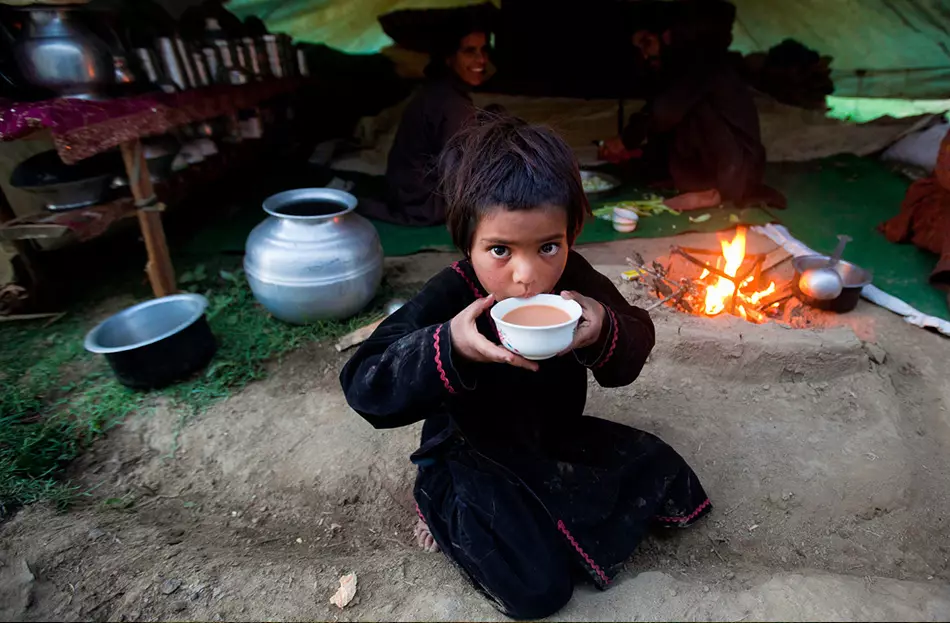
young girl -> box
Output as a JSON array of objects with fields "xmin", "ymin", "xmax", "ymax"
[{"xmin": 340, "ymin": 116, "xmax": 710, "ymax": 619}]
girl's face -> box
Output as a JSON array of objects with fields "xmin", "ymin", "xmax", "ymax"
[
  {"xmin": 469, "ymin": 206, "xmax": 569, "ymax": 300},
  {"xmin": 448, "ymin": 32, "xmax": 488, "ymax": 87}
]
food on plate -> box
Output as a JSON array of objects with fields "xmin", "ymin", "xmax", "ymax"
[{"xmin": 582, "ymin": 173, "xmax": 614, "ymax": 193}]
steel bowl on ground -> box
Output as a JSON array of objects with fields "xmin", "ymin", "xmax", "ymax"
[
  {"xmin": 243, "ymin": 188, "xmax": 383, "ymax": 324},
  {"xmin": 580, "ymin": 170, "xmax": 621, "ymax": 196},
  {"xmin": 792, "ymin": 255, "xmax": 872, "ymax": 313},
  {"xmin": 84, "ymin": 294, "xmax": 216, "ymax": 389}
]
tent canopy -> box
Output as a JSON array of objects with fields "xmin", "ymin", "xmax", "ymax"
[{"xmin": 227, "ymin": 0, "xmax": 950, "ymax": 99}]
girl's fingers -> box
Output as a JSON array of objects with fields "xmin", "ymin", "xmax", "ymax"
[
  {"xmin": 561, "ymin": 290, "xmax": 594, "ymax": 315},
  {"xmin": 462, "ymin": 293, "xmax": 495, "ymax": 321},
  {"xmin": 506, "ymin": 353, "xmax": 540, "ymax": 372},
  {"xmin": 474, "ymin": 336, "xmax": 539, "ymax": 372}
]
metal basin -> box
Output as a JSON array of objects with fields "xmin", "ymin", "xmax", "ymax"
[
  {"xmin": 11, "ymin": 149, "xmax": 123, "ymax": 211},
  {"xmin": 84, "ymin": 294, "xmax": 216, "ymax": 389}
]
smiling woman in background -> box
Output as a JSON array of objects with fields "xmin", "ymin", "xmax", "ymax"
[{"xmin": 358, "ymin": 19, "xmax": 491, "ymax": 226}]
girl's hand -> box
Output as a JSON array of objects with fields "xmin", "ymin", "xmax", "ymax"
[
  {"xmin": 450, "ymin": 294, "xmax": 539, "ymax": 372},
  {"xmin": 560, "ymin": 291, "xmax": 606, "ymax": 352}
]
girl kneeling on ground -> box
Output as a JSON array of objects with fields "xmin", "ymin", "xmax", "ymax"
[{"xmin": 340, "ymin": 115, "xmax": 711, "ymax": 619}]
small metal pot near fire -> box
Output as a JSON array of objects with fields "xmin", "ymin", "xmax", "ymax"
[{"xmin": 244, "ymin": 189, "xmax": 384, "ymax": 324}]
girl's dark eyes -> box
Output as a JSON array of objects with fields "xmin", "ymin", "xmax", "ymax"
[
  {"xmin": 489, "ymin": 246, "xmax": 510, "ymax": 259},
  {"xmin": 540, "ymin": 243, "xmax": 561, "ymax": 256}
]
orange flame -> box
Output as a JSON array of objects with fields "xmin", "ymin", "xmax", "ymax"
[{"xmin": 701, "ymin": 227, "xmax": 776, "ymax": 321}]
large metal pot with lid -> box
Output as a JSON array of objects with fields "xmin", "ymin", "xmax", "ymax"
[{"xmin": 244, "ymin": 189, "xmax": 383, "ymax": 324}]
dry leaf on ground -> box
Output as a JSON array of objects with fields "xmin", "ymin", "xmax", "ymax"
[{"xmin": 329, "ymin": 572, "xmax": 358, "ymax": 609}]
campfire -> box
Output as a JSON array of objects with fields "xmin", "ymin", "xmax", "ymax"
[{"xmin": 629, "ymin": 227, "xmax": 795, "ymax": 324}]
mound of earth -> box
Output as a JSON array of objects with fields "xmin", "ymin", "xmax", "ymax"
[{"xmin": 2, "ymin": 242, "xmax": 949, "ymax": 622}]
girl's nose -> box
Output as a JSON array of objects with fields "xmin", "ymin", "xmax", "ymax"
[{"xmin": 511, "ymin": 258, "xmax": 537, "ymax": 291}]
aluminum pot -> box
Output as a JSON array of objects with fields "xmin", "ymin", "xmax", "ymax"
[
  {"xmin": 792, "ymin": 255, "xmax": 872, "ymax": 313},
  {"xmin": 13, "ymin": 8, "xmax": 114, "ymax": 98},
  {"xmin": 244, "ymin": 188, "xmax": 383, "ymax": 324},
  {"xmin": 84, "ymin": 294, "xmax": 216, "ymax": 389}
]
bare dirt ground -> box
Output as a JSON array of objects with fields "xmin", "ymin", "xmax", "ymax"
[{"xmin": 2, "ymin": 233, "xmax": 950, "ymax": 622}]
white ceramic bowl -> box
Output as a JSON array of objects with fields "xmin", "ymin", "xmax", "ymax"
[
  {"xmin": 613, "ymin": 207, "xmax": 639, "ymax": 233},
  {"xmin": 613, "ymin": 206, "xmax": 640, "ymax": 221},
  {"xmin": 490, "ymin": 293, "xmax": 583, "ymax": 360}
]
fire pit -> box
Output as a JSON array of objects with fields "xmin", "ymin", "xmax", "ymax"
[{"xmin": 629, "ymin": 227, "xmax": 799, "ymax": 324}]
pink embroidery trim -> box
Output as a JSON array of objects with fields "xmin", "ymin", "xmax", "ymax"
[
  {"xmin": 656, "ymin": 498, "xmax": 711, "ymax": 523},
  {"xmin": 557, "ymin": 520, "xmax": 611, "ymax": 585},
  {"xmin": 593, "ymin": 307, "xmax": 619, "ymax": 370},
  {"xmin": 433, "ymin": 325, "xmax": 456, "ymax": 394},
  {"xmin": 452, "ymin": 261, "xmax": 483, "ymax": 299}
]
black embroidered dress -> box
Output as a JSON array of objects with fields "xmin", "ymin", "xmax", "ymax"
[{"xmin": 340, "ymin": 252, "xmax": 710, "ymax": 619}]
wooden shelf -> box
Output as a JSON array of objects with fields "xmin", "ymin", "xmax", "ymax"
[{"xmin": 0, "ymin": 79, "xmax": 307, "ymax": 298}]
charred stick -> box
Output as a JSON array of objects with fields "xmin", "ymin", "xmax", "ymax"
[
  {"xmin": 671, "ymin": 248, "xmax": 736, "ymax": 283},
  {"xmin": 645, "ymin": 283, "xmax": 689, "ymax": 311}
]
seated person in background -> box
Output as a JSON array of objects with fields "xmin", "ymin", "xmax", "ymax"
[
  {"xmin": 881, "ymin": 127, "xmax": 950, "ymax": 311},
  {"xmin": 601, "ymin": 25, "xmax": 785, "ymax": 212},
  {"xmin": 358, "ymin": 20, "xmax": 490, "ymax": 226}
]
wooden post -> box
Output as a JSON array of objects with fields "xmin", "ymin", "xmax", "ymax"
[{"xmin": 120, "ymin": 139, "xmax": 176, "ymax": 297}]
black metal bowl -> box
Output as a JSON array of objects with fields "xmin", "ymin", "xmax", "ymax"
[{"xmin": 84, "ymin": 294, "xmax": 216, "ymax": 389}]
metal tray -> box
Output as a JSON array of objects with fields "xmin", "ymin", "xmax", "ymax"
[{"xmin": 580, "ymin": 170, "xmax": 621, "ymax": 196}]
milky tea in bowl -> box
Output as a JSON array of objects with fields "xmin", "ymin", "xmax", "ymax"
[{"xmin": 490, "ymin": 294, "xmax": 583, "ymax": 360}]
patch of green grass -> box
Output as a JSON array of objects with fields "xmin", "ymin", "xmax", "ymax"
[{"xmin": 0, "ymin": 258, "xmax": 401, "ymax": 517}]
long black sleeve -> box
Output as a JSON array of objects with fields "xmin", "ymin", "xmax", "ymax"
[
  {"xmin": 566, "ymin": 255, "xmax": 656, "ymax": 387},
  {"xmin": 339, "ymin": 267, "xmax": 475, "ymax": 429}
]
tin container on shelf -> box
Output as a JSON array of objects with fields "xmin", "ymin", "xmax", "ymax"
[
  {"xmin": 157, "ymin": 37, "xmax": 187, "ymax": 90},
  {"xmin": 201, "ymin": 47, "xmax": 220, "ymax": 83},
  {"xmin": 234, "ymin": 43, "xmax": 248, "ymax": 72},
  {"xmin": 278, "ymin": 34, "xmax": 295, "ymax": 77},
  {"xmin": 241, "ymin": 37, "xmax": 263, "ymax": 78},
  {"xmin": 213, "ymin": 39, "xmax": 249, "ymax": 85},
  {"xmin": 191, "ymin": 52, "xmax": 210, "ymax": 86},
  {"xmin": 174, "ymin": 37, "xmax": 198, "ymax": 88},
  {"xmin": 134, "ymin": 47, "xmax": 161, "ymax": 83},
  {"xmin": 297, "ymin": 47, "xmax": 309, "ymax": 76},
  {"xmin": 12, "ymin": 7, "xmax": 114, "ymax": 98},
  {"xmin": 262, "ymin": 34, "xmax": 283, "ymax": 77}
]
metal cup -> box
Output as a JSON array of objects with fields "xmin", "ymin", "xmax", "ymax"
[
  {"xmin": 134, "ymin": 47, "xmax": 160, "ymax": 83},
  {"xmin": 202, "ymin": 47, "xmax": 220, "ymax": 84},
  {"xmin": 192, "ymin": 51, "xmax": 210, "ymax": 86},
  {"xmin": 262, "ymin": 34, "xmax": 282, "ymax": 78},
  {"xmin": 157, "ymin": 37, "xmax": 186, "ymax": 90},
  {"xmin": 242, "ymin": 37, "xmax": 262, "ymax": 79},
  {"xmin": 214, "ymin": 39, "xmax": 235, "ymax": 69},
  {"xmin": 174, "ymin": 37, "xmax": 198, "ymax": 88}
]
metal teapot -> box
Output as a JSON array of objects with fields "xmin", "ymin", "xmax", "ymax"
[{"xmin": 11, "ymin": 7, "xmax": 114, "ymax": 98}]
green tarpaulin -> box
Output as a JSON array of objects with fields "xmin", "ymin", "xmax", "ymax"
[{"xmin": 225, "ymin": 0, "xmax": 950, "ymax": 99}]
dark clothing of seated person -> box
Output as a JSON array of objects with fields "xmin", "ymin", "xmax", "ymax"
[
  {"xmin": 881, "ymin": 127, "xmax": 950, "ymax": 311},
  {"xmin": 357, "ymin": 30, "xmax": 488, "ymax": 226},
  {"xmin": 342, "ymin": 117, "xmax": 710, "ymax": 620},
  {"xmin": 602, "ymin": 30, "xmax": 785, "ymax": 211}
]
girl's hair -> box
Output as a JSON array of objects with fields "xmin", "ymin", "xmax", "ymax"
[{"xmin": 439, "ymin": 114, "xmax": 590, "ymax": 254}]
